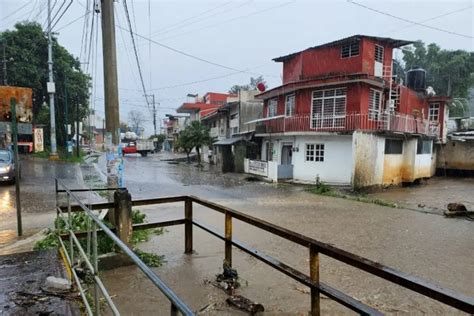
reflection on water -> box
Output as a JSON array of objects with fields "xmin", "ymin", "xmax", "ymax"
[
  {"xmin": 0, "ymin": 190, "xmax": 12, "ymax": 214},
  {"xmin": 0, "ymin": 229, "xmax": 16, "ymax": 246}
]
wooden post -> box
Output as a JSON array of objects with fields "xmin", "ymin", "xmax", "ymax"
[
  {"xmin": 225, "ymin": 212, "xmax": 232, "ymax": 266},
  {"xmin": 184, "ymin": 198, "xmax": 193, "ymax": 254},
  {"xmin": 113, "ymin": 189, "xmax": 132, "ymax": 246},
  {"xmin": 310, "ymin": 245, "xmax": 320, "ymax": 316}
]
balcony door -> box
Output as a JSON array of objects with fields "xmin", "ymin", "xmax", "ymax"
[
  {"xmin": 311, "ymin": 88, "xmax": 347, "ymax": 129},
  {"xmin": 374, "ymin": 45, "xmax": 384, "ymax": 77}
]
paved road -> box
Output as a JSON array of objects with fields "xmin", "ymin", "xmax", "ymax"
[
  {"xmin": 99, "ymin": 152, "xmax": 474, "ymax": 315},
  {"xmin": 0, "ymin": 157, "xmax": 92, "ymax": 253}
]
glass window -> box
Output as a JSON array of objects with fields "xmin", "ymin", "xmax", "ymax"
[
  {"xmin": 384, "ymin": 139, "xmax": 403, "ymax": 154},
  {"xmin": 305, "ymin": 144, "xmax": 324, "ymax": 162},
  {"xmin": 429, "ymin": 103, "xmax": 440, "ymax": 121},
  {"xmin": 375, "ymin": 45, "xmax": 384, "ymax": 63},
  {"xmin": 285, "ymin": 94, "xmax": 295, "ymax": 116},
  {"xmin": 0, "ymin": 151, "xmax": 11, "ymax": 162},
  {"xmin": 369, "ymin": 89, "xmax": 382, "ymax": 120},
  {"xmin": 341, "ymin": 42, "xmax": 360, "ymax": 58},
  {"xmin": 311, "ymin": 88, "xmax": 346, "ymax": 128},
  {"xmin": 267, "ymin": 98, "xmax": 278, "ymax": 117},
  {"xmin": 417, "ymin": 139, "xmax": 432, "ymax": 154}
]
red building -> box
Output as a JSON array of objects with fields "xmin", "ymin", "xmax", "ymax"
[
  {"xmin": 176, "ymin": 92, "xmax": 235, "ymax": 121},
  {"xmin": 245, "ymin": 35, "xmax": 451, "ymax": 188}
]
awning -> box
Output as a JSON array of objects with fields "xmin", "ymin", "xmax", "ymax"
[{"xmin": 213, "ymin": 136, "xmax": 244, "ymax": 146}]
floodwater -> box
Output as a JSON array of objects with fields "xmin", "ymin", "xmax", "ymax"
[{"xmin": 96, "ymin": 153, "xmax": 473, "ymax": 315}]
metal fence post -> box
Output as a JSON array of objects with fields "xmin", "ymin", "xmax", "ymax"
[
  {"xmin": 67, "ymin": 193, "xmax": 73, "ymax": 263},
  {"xmin": 92, "ymin": 221, "xmax": 100, "ymax": 315},
  {"xmin": 184, "ymin": 198, "xmax": 193, "ymax": 254},
  {"xmin": 310, "ymin": 245, "xmax": 320, "ymax": 316},
  {"xmin": 225, "ymin": 212, "xmax": 232, "ymax": 266},
  {"xmin": 170, "ymin": 303, "xmax": 178, "ymax": 316},
  {"xmin": 113, "ymin": 189, "xmax": 132, "ymax": 246}
]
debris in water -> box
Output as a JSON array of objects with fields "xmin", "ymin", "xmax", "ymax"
[
  {"xmin": 226, "ymin": 295, "xmax": 264, "ymax": 314},
  {"xmin": 293, "ymin": 285, "xmax": 310, "ymax": 294},
  {"xmin": 44, "ymin": 276, "xmax": 71, "ymax": 291},
  {"xmin": 444, "ymin": 203, "xmax": 473, "ymax": 218},
  {"xmin": 215, "ymin": 261, "xmax": 240, "ymax": 295}
]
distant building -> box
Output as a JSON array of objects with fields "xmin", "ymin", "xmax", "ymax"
[
  {"xmin": 162, "ymin": 114, "xmax": 189, "ymax": 152},
  {"xmin": 200, "ymin": 90, "xmax": 263, "ymax": 172},
  {"xmin": 244, "ymin": 35, "xmax": 451, "ymax": 188},
  {"xmin": 176, "ymin": 92, "xmax": 233, "ymax": 121}
]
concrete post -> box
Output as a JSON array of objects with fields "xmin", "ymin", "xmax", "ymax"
[{"xmin": 113, "ymin": 189, "xmax": 132, "ymax": 246}]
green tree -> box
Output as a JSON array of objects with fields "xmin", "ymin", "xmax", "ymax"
[
  {"xmin": 229, "ymin": 76, "xmax": 267, "ymax": 94},
  {"xmin": 1, "ymin": 22, "xmax": 91, "ymax": 148},
  {"xmin": 402, "ymin": 41, "xmax": 474, "ymax": 116},
  {"xmin": 176, "ymin": 128, "xmax": 194, "ymax": 163},
  {"xmin": 176, "ymin": 121, "xmax": 212, "ymax": 165}
]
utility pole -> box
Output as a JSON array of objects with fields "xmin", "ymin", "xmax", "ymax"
[
  {"xmin": 47, "ymin": 0, "xmax": 58, "ymax": 158},
  {"xmin": 101, "ymin": 0, "xmax": 120, "ymax": 145},
  {"xmin": 2, "ymin": 40, "xmax": 7, "ymax": 86},
  {"xmin": 10, "ymin": 98, "xmax": 22, "ymax": 236},
  {"xmin": 145, "ymin": 94, "xmax": 157, "ymax": 135},
  {"xmin": 76, "ymin": 100, "xmax": 80, "ymax": 158}
]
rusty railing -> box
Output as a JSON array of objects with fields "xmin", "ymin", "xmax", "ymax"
[{"xmin": 58, "ymin": 190, "xmax": 474, "ymax": 315}]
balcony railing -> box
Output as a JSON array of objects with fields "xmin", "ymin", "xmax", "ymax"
[{"xmin": 255, "ymin": 113, "xmax": 438, "ymax": 136}]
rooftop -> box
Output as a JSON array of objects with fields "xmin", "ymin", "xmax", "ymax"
[{"xmin": 273, "ymin": 35, "xmax": 414, "ymax": 62}]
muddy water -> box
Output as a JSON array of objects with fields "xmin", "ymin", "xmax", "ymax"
[{"xmin": 98, "ymin": 154, "xmax": 473, "ymax": 315}]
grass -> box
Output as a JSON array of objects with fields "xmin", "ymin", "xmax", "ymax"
[
  {"xmin": 32, "ymin": 147, "xmax": 86, "ymax": 163},
  {"xmin": 34, "ymin": 209, "xmax": 165, "ymax": 267},
  {"xmin": 307, "ymin": 182, "xmax": 398, "ymax": 208}
]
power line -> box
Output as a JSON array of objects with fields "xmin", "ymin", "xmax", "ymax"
[
  {"xmin": 151, "ymin": 1, "xmax": 233, "ymax": 36},
  {"xmin": 157, "ymin": 1, "xmax": 294, "ymax": 42},
  {"xmin": 51, "ymin": 0, "xmax": 74, "ymax": 30},
  {"xmin": 381, "ymin": 5, "xmax": 473, "ymax": 36},
  {"xmin": 55, "ymin": 12, "xmax": 89, "ymax": 31},
  {"xmin": 122, "ymin": 0, "xmax": 151, "ymax": 109},
  {"xmin": 115, "ymin": 23, "xmax": 277, "ymax": 78},
  {"xmin": 348, "ymin": 0, "xmax": 473, "ymax": 39},
  {"xmin": 1, "ymin": 1, "xmax": 31, "ymax": 21}
]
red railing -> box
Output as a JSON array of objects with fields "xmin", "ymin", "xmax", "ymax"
[{"xmin": 256, "ymin": 113, "xmax": 438, "ymax": 136}]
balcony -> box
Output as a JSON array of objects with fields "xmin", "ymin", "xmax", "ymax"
[{"xmin": 254, "ymin": 112, "xmax": 438, "ymax": 137}]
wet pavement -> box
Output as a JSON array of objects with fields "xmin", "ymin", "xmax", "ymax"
[
  {"xmin": 0, "ymin": 156, "xmax": 98, "ymax": 254},
  {"xmin": 96, "ymin": 152, "xmax": 474, "ymax": 315}
]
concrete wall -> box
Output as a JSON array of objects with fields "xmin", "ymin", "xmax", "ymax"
[
  {"xmin": 352, "ymin": 132, "xmax": 385, "ymax": 188},
  {"xmin": 437, "ymin": 139, "xmax": 474, "ymax": 171}
]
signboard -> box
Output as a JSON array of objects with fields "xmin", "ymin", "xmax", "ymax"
[
  {"xmin": 249, "ymin": 160, "xmax": 268, "ymax": 177},
  {"xmin": 34, "ymin": 128, "xmax": 44, "ymax": 152}
]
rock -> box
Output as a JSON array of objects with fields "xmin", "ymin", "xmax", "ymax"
[
  {"xmin": 226, "ymin": 295, "xmax": 264, "ymax": 314},
  {"xmin": 447, "ymin": 203, "xmax": 468, "ymax": 213},
  {"xmin": 44, "ymin": 276, "xmax": 71, "ymax": 291}
]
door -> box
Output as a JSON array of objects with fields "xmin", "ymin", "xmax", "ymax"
[
  {"xmin": 374, "ymin": 44, "xmax": 384, "ymax": 77},
  {"xmin": 281, "ymin": 145, "xmax": 293, "ymax": 165}
]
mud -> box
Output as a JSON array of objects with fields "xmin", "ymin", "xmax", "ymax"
[{"xmin": 97, "ymin": 153, "xmax": 473, "ymax": 315}]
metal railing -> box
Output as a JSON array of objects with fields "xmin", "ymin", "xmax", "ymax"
[
  {"xmin": 255, "ymin": 112, "xmax": 439, "ymax": 137},
  {"xmin": 58, "ymin": 192, "xmax": 474, "ymax": 315},
  {"xmin": 55, "ymin": 179, "xmax": 194, "ymax": 316}
]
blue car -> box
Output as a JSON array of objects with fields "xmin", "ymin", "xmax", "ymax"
[{"xmin": 0, "ymin": 149, "xmax": 18, "ymax": 183}]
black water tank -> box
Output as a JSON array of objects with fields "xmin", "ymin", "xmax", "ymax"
[{"xmin": 406, "ymin": 68, "xmax": 426, "ymax": 92}]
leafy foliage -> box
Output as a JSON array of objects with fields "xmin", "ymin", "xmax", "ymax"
[
  {"xmin": 399, "ymin": 41, "xmax": 474, "ymax": 116},
  {"xmin": 1, "ymin": 22, "xmax": 91, "ymax": 148},
  {"xmin": 229, "ymin": 76, "xmax": 267, "ymax": 94},
  {"xmin": 34, "ymin": 209, "xmax": 164, "ymax": 267},
  {"xmin": 176, "ymin": 121, "xmax": 213, "ymax": 164}
]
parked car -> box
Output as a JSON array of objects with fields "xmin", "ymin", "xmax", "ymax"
[{"xmin": 0, "ymin": 149, "xmax": 18, "ymax": 184}]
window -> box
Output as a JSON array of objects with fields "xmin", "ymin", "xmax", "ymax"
[
  {"xmin": 267, "ymin": 98, "xmax": 278, "ymax": 117},
  {"xmin": 305, "ymin": 144, "xmax": 325, "ymax": 162},
  {"xmin": 417, "ymin": 139, "xmax": 432, "ymax": 155},
  {"xmin": 285, "ymin": 94, "xmax": 295, "ymax": 116},
  {"xmin": 375, "ymin": 45, "xmax": 384, "ymax": 63},
  {"xmin": 311, "ymin": 88, "xmax": 346, "ymax": 128},
  {"xmin": 341, "ymin": 42, "xmax": 360, "ymax": 58},
  {"xmin": 429, "ymin": 103, "xmax": 440, "ymax": 121},
  {"xmin": 369, "ymin": 89, "xmax": 382, "ymax": 120},
  {"xmin": 384, "ymin": 139, "xmax": 403, "ymax": 154},
  {"xmin": 266, "ymin": 142, "xmax": 273, "ymax": 161}
]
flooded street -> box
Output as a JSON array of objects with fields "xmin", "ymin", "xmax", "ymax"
[{"xmin": 99, "ymin": 153, "xmax": 474, "ymax": 315}]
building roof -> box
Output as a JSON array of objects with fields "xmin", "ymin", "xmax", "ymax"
[
  {"xmin": 176, "ymin": 102, "xmax": 219, "ymax": 113},
  {"xmin": 273, "ymin": 35, "xmax": 414, "ymax": 62}
]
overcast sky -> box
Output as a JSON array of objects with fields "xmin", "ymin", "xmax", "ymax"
[{"xmin": 1, "ymin": 0, "xmax": 473, "ymax": 135}]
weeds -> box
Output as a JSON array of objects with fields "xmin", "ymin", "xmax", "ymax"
[
  {"xmin": 308, "ymin": 182, "xmax": 398, "ymax": 208},
  {"xmin": 34, "ymin": 209, "xmax": 165, "ymax": 267}
]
